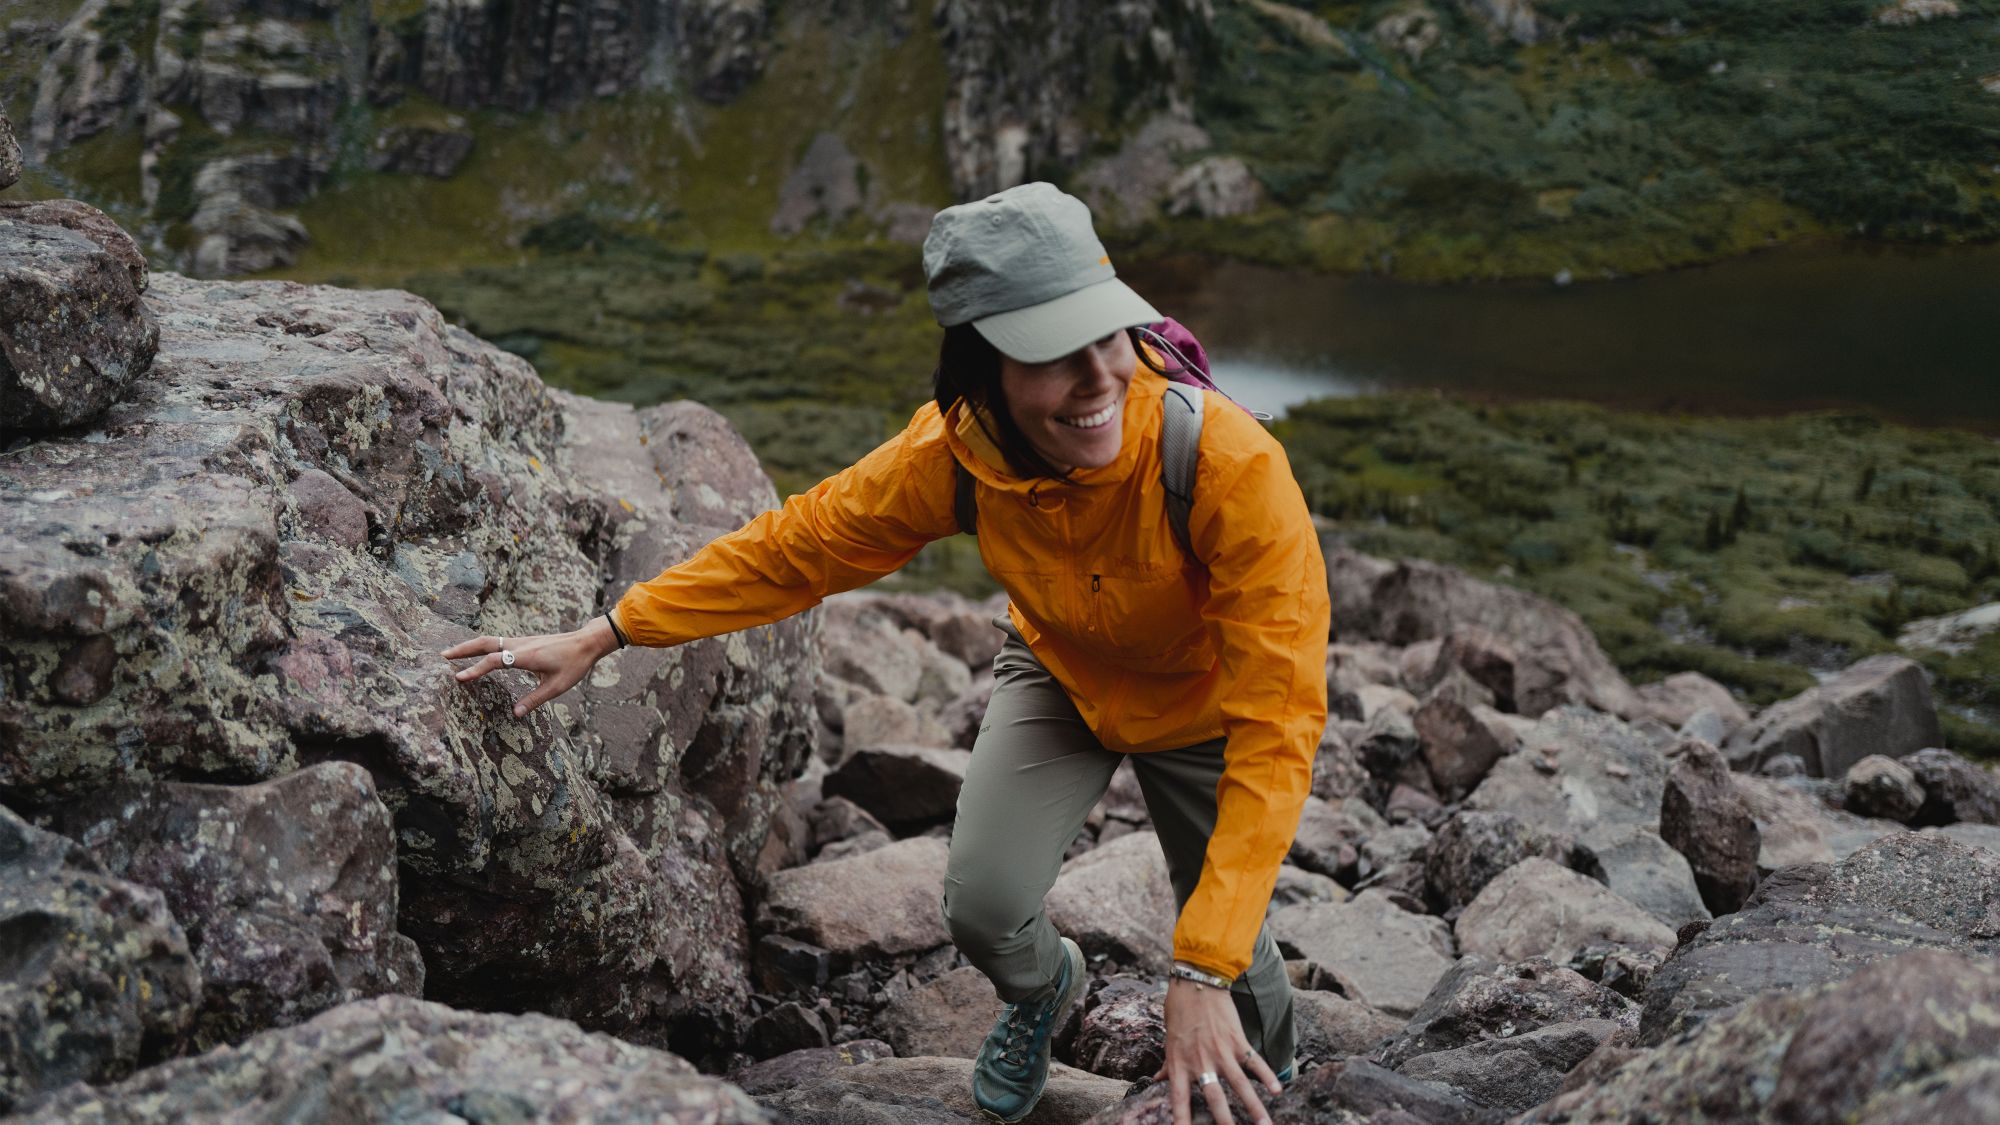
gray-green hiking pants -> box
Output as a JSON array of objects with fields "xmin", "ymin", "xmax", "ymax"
[{"xmin": 939, "ymin": 623, "xmax": 1297, "ymax": 1068}]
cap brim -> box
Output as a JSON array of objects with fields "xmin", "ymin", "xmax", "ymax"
[{"xmin": 972, "ymin": 277, "xmax": 1161, "ymax": 364}]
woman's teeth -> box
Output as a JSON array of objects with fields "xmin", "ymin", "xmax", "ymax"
[{"xmin": 1056, "ymin": 402, "xmax": 1119, "ymax": 429}]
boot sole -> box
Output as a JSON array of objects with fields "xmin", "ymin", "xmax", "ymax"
[{"xmin": 977, "ymin": 937, "xmax": 1087, "ymax": 1124}]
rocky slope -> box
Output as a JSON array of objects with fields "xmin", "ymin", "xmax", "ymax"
[{"xmin": 7, "ymin": 186, "xmax": 2000, "ymax": 1121}]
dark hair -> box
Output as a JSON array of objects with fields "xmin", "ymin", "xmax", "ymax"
[{"xmin": 931, "ymin": 324, "xmax": 1167, "ymax": 481}]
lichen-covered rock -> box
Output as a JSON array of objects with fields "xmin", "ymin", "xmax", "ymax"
[
  {"xmin": 0, "ymin": 274, "xmax": 815, "ymax": 1051},
  {"xmin": 758, "ymin": 836, "xmax": 953, "ymax": 963},
  {"xmin": 1071, "ymin": 979, "xmax": 1168, "ymax": 1080},
  {"xmin": 0, "ymin": 111, "xmax": 20, "ymax": 190},
  {"xmin": 0, "ymin": 805, "xmax": 200, "ymax": 1113},
  {"xmin": 1525, "ymin": 950, "xmax": 2000, "ymax": 1124},
  {"xmin": 1723, "ymin": 653, "xmax": 1941, "ymax": 778},
  {"xmin": 1269, "ymin": 889, "xmax": 1456, "ymax": 1017},
  {"xmin": 1373, "ymin": 956, "xmax": 1633, "ymax": 1070},
  {"xmin": 1455, "ymin": 859, "xmax": 1676, "ymax": 964},
  {"xmin": 1658, "ymin": 739, "xmax": 1760, "ymax": 916},
  {"xmin": 1396, "ymin": 1018, "xmax": 1622, "ymax": 1115},
  {"xmin": 11, "ymin": 994, "xmax": 764, "ymax": 1123},
  {"xmin": 0, "ymin": 198, "xmax": 157, "ymax": 434},
  {"xmin": 731, "ymin": 1038, "xmax": 896, "ymax": 1095},
  {"xmin": 1639, "ymin": 830, "xmax": 2000, "ymax": 1045},
  {"xmin": 47, "ymin": 762, "xmax": 423, "ymax": 1050}
]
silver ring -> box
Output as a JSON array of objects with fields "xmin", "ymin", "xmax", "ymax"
[
  {"xmin": 1197, "ymin": 1071, "xmax": 1219, "ymax": 1088},
  {"xmin": 500, "ymin": 649, "xmax": 515, "ymax": 667}
]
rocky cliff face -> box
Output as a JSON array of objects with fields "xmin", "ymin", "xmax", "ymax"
[
  {"xmin": 16, "ymin": 0, "xmax": 1216, "ymax": 274},
  {"xmin": 21, "ymin": 0, "xmax": 784, "ymax": 272},
  {"xmin": 0, "ymin": 182, "xmax": 817, "ymax": 1082},
  {"xmin": 934, "ymin": 0, "xmax": 1213, "ymax": 200}
]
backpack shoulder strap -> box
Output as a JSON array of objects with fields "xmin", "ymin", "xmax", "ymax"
[
  {"xmin": 1159, "ymin": 384, "xmax": 1204, "ymax": 562},
  {"xmin": 953, "ymin": 457, "xmax": 978, "ymax": 536}
]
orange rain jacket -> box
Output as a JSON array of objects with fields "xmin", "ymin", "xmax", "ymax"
[{"xmin": 612, "ymin": 361, "xmax": 1331, "ymax": 979}]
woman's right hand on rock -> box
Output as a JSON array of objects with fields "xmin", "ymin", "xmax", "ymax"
[{"xmin": 442, "ymin": 617, "xmax": 621, "ymax": 718}]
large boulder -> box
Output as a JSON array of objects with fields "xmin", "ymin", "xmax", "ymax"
[
  {"xmin": 1396, "ymin": 1018, "xmax": 1624, "ymax": 1115},
  {"xmin": 0, "ymin": 274, "xmax": 815, "ymax": 1050},
  {"xmin": 46, "ymin": 762, "xmax": 423, "ymax": 1050},
  {"xmin": 1723, "ymin": 653, "xmax": 1941, "ymax": 777},
  {"xmin": 1634, "ymin": 671, "xmax": 1749, "ymax": 735},
  {"xmin": 1269, "ymin": 889, "xmax": 1457, "ymax": 1017},
  {"xmin": 1454, "ymin": 859, "xmax": 1677, "ymax": 964},
  {"xmin": 1423, "ymin": 810, "xmax": 1584, "ymax": 915},
  {"xmin": 877, "ymin": 966, "xmax": 998, "ymax": 1059},
  {"xmin": 1731, "ymin": 772, "xmax": 1903, "ymax": 871},
  {"xmin": 11, "ymin": 994, "xmax": 763, "ymax": 1123},
  {"xmin": 0, "ymin": 198, "xmax": 157, "ymax": 434},
  {"xmin": 1046, "ymin": 830, "xmax": 1178, "ymax": 973},
  {"xmin": 1292, "ymin": 990, "xmax": 1403, "ymax": 1067},
  {"xmin": 731, "ymin": 1038, "xmax": 897, "ymax": 1095},
  {"xmin": 1287, "ymin": 794, "xmax": 1386, "ymax": 879},
  {"xmin": 1905, "ymin": 746, "xmax": 2000, "ymax": 826},
  {"xmin": 823, "ymin": 744, "xmax": 970, "ymax": 830},
  {"xmin": 1657, "ymin": 740, "xmax": 1760, "ymax": 915},
  {"xmin": 1464, "ymin": 708, "xmax": 1708, "ymax": 928},
  {"xmin": 1843, "ymin": 752, "xmax": 1927, "ymax": 821},
  {"xmin": 1525, "ymin": 950, "xmax": 2000, "ymax": 1124},
  {"xmin": 1373, "ymin": 955, "xmax": 1634, "ymax": 1070},
  {"xmin": 1327, "ymin": 547, "xmax": 1646, "ymax": 720},
  {"xmin": 759, "ymin": 836, "xmax": 953, "ymax": 964},
  {"xmin": 0, "ymin": 806, "xmax": 201, "ymax": 1113},
  {"xmin": 767, "ymin": 1056, "xmax": 1127, "ymax": 1124},
  {"xmin": 1639, "ymin": 830, "xmax": 2000, "ymax": 1045}
]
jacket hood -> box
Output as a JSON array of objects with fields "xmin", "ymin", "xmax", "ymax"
[{"xmin": 940, "ymin": 350, "xmax": 1168, "ymax": 496}]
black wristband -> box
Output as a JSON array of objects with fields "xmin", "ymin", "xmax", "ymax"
[{"xmin": 604, "ymin": 613, "xmax": 629, "ymax": 648}]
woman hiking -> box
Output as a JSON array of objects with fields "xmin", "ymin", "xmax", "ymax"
[{"xmin": 445, "ymin": 182, "xmax": 1330, "ymax": 1125}]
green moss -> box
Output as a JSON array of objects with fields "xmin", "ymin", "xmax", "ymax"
[
  {"xmin": 1281, "ymin": 394, "xmax": 2000, "ymax": 733},
  {"xmin": 1178, "ymin": 0, "xmax": 2000, "ymax": 280},
  {"xmin": 43, "ymin": 127, "xmax": 145, "ymax": 208}
]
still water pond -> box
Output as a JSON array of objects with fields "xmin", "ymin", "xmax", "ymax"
[{"xmin": 1124, "ymin": 241, "xmax": 2000, "ymax": 429}]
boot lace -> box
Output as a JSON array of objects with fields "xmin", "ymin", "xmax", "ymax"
[{"xmin": 993, "ymin": 998, "xmax": 1045, "ymax": 1070}]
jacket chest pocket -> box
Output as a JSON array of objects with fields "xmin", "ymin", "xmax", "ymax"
[{"xmin": 1087, "ymin": 565, "xmax": 1206, "ymax": 666}]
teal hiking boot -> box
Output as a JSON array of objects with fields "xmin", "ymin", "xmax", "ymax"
[{"xmin": 973, "ymin": 936, "xmax": 1086, "ymax": 1123}]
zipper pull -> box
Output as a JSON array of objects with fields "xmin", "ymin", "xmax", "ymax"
[{"xmin": 1091, "ymin": 574, "xmax": 1101, "ymax": 592}]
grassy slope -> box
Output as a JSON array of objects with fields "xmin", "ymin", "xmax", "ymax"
[
  {"xmin": 1277, "ymin": 395, "xmax": 2000, "ymax": 755},
  {"xmin": 1131, "ymin": 0, "xmax": 2000, "ymax": 280}
]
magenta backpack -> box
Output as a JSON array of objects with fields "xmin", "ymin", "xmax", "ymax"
[{"xmin": 1137, "ymin": 318, "xmax": 1264, "ymax": 420}]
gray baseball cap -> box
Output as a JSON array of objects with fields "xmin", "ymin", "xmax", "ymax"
[{"xmin": 922, "ymin": 182, "xmax": 1160, "ymax": 364}]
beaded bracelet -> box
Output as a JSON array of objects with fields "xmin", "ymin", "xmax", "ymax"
[{"xmin": 1169, "ymin": 962, "xmax": 1233, "ymax": 990}]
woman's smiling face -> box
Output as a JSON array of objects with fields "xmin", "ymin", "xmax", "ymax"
[{"xmin": 997, "ymin": 330, "xmax": 1136, "ymax": 473}]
